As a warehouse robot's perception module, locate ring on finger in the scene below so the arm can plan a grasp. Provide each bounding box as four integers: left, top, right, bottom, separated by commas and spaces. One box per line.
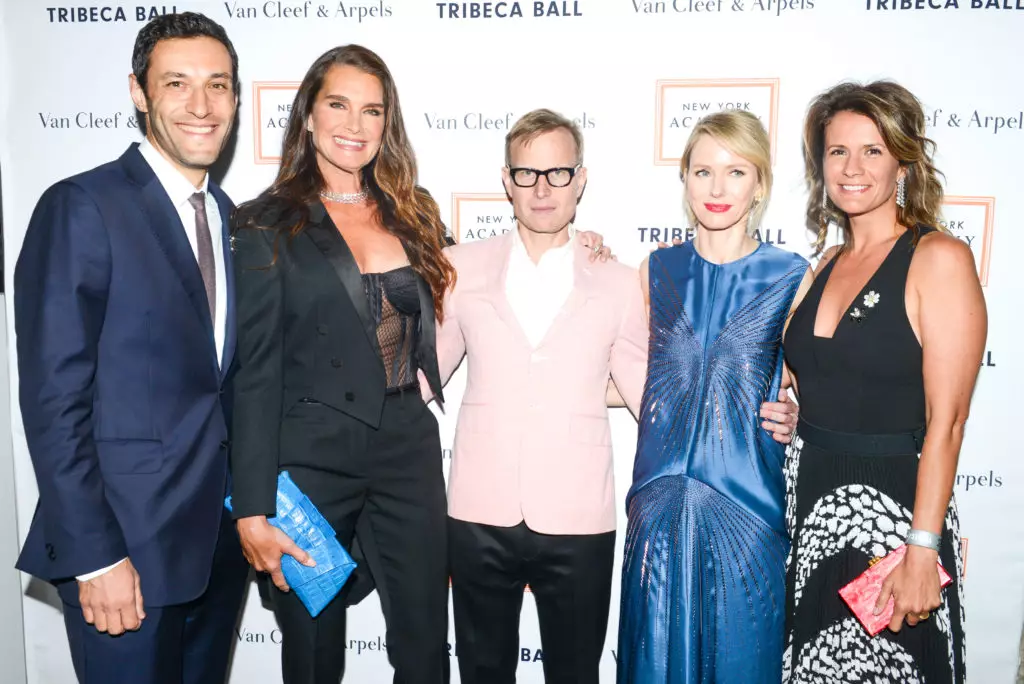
917, 612, 930, 620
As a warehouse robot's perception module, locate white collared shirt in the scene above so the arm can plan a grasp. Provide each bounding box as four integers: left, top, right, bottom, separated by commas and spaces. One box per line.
139, 138, 227, 367
76, 140, 228, 583
505, 225, 576, 348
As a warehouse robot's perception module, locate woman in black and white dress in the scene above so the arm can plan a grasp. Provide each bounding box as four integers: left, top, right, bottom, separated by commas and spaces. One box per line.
782, 80, 985, 683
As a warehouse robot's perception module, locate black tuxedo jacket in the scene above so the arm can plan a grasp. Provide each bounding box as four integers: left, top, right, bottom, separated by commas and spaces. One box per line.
228, 200, 444, 519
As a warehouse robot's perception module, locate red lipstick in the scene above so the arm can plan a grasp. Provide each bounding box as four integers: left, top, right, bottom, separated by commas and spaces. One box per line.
704, 203, 732, 213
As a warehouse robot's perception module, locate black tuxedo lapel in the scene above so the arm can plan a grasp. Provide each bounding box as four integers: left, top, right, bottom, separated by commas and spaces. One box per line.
120, 145, 218, 374
303, 203, 382, 360
414, 274, 444, 404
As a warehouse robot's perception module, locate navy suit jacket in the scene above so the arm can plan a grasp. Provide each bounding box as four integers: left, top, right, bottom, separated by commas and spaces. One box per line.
15, 143, 237, 608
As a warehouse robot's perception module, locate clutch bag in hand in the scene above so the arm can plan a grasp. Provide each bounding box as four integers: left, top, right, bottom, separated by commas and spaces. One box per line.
838, 543, 952, 636
225, 471, 357, 617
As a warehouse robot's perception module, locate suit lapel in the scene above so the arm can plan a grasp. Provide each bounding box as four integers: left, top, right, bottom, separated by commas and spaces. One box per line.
122, 146, 217, 370
485, 232, 533, 350
211, 183, 236, 380
414, 274, 444, 404
302, 203, 382, 359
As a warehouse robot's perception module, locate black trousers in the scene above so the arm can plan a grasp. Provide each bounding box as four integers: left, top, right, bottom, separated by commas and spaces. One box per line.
448, 518, 615, 684
270, 392, 449, 684
63, 508, 249, 684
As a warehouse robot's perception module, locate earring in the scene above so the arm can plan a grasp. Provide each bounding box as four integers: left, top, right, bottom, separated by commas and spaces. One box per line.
821, 185, 830, 211
896, 177, 906, 208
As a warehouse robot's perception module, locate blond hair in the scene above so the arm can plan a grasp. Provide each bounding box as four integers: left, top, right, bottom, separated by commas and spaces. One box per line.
679, 110, 772, 235
803, 80, 945, 255
504, 108, 584, 166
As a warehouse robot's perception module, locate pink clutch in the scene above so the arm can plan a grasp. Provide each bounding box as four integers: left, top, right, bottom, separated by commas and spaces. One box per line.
838, 544, 952, 636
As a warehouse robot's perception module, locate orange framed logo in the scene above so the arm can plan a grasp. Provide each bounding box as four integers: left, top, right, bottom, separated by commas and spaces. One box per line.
654, 78, 780, 166
941, 196, 995, 287
252, 81, 301, 165
450, 193, 513, 243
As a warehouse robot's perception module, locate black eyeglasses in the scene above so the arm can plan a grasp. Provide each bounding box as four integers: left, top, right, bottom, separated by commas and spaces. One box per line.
508, 165, 581, 188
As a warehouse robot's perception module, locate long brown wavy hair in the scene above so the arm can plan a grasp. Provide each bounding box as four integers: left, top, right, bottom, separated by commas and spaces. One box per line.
234, 45, 455, 320
802, 80, 945, 255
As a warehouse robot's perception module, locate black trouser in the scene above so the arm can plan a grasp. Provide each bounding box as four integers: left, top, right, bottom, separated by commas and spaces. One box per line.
271, 392, 449, 684
448, 518, 615, 684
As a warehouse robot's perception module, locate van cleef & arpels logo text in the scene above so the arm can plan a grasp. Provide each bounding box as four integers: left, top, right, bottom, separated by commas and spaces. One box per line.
222, 0, 392, 20
38, 111, 140, 130
630, 0, 814, 14
423, 111, 595, 132
924, 107, 1023, 135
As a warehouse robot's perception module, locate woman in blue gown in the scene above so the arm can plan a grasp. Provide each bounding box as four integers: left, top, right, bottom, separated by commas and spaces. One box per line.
617, 111, 812, 683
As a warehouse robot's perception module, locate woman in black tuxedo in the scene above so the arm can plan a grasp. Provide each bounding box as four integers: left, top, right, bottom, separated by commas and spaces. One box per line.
228, 45, 455, 684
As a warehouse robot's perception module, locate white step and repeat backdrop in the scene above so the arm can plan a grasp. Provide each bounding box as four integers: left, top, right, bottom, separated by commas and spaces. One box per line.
1, 1, 1022, 682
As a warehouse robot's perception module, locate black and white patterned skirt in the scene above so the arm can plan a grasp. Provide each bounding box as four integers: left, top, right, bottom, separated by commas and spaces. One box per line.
782, 435, 967, 683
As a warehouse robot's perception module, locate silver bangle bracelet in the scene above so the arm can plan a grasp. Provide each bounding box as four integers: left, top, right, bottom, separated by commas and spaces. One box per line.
906, 529, 941, 552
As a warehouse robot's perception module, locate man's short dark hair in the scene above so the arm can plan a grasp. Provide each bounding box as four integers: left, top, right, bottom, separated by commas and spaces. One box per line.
132, 12, 239, 94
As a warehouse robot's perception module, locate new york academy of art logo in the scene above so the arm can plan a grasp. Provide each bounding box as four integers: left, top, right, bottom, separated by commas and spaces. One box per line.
449, 194, 514, 243
654, 78, 780, 166
940, 195, 995, 287
253, 82, 301, 164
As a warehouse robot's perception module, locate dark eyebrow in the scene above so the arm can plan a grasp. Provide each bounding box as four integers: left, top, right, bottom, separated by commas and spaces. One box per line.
156, 71, 233, 81
323, 94, 385, 108
826, 143, 884, 149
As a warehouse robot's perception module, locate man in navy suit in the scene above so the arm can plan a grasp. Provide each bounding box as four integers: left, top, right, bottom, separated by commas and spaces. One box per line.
14, 13, 251, 683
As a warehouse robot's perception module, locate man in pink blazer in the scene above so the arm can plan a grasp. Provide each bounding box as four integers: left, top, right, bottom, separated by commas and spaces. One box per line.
433, 109, 797, 684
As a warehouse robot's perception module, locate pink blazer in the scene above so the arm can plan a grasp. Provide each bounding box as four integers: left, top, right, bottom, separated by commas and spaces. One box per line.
434, 232, 648, 535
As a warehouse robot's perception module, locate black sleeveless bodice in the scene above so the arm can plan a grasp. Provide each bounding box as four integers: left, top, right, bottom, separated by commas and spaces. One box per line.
784, 227, 935, 434
782, 225, 966, 681
361, 266, 421, 389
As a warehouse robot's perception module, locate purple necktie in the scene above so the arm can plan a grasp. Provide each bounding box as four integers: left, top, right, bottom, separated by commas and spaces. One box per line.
188, 192, 217, 324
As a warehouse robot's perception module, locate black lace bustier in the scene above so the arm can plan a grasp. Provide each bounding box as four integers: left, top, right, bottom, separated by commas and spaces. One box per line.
361, 266, 421, 390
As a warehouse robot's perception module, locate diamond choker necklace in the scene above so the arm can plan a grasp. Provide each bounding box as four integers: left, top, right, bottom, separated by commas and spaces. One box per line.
319, 188, 368, 204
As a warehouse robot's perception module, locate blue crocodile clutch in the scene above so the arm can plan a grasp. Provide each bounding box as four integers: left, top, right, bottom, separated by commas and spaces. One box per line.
225, 471, 356, 617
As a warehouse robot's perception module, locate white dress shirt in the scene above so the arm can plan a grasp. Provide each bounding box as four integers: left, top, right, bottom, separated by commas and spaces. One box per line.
505, 225, 577, 348
77, 140, 228, 582
138, 139, 227, 365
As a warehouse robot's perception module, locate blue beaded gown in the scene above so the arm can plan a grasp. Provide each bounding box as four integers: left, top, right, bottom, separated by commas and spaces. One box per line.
617, 241, 808, 684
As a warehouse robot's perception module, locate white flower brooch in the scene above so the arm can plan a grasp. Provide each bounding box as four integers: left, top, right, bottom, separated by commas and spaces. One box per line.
849, 291, 880, 324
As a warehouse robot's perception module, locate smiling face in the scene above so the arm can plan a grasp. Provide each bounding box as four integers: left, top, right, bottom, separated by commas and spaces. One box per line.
307, 64, 385, 187
823, 110, 905, 219
684, 134, 761, 233
129, 36, 237, 187
501, 127, 586, 236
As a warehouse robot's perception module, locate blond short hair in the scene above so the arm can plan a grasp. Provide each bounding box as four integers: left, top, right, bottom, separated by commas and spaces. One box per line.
505, 109, 584, 167
679, 110, 773, 235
